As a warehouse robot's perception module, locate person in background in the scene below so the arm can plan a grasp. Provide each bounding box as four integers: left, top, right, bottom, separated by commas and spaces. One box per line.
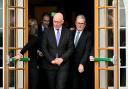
71, 14, 92, 89
37, 13, 51, 89
41, 12, 74, 89
14, 18, 39, 89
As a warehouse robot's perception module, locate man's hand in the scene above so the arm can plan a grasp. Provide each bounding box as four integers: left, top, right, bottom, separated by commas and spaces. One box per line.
78, 64, 84, 73
51, 58, 63, 65
56, 58, 63, 65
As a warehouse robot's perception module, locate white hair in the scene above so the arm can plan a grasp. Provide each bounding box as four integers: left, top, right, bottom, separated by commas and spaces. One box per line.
76, 14, 86, 22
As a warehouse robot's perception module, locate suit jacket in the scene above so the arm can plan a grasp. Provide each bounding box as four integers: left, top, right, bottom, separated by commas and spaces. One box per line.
41, 27, 74, 70
72, 29, 92, 67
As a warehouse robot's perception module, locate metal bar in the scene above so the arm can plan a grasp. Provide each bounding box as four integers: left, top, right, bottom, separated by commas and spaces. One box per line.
94, 57, 111, 62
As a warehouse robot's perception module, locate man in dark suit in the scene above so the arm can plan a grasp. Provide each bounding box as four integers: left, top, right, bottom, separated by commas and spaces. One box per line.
41, 12, 74, 89
71, 14, 92, 89
38, 13, 51, 39
37, 13, 51, 89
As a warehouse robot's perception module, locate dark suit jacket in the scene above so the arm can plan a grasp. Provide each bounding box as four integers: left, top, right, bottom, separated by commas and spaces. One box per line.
72, 29, 92, 67
41, 27, 74, 70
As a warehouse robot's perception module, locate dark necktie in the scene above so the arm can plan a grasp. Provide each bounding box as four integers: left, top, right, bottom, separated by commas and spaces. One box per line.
74, 31, 80, 47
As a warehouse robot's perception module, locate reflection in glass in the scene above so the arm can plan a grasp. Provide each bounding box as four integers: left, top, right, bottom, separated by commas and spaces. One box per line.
107, 0, 114, 6
0, 49, 2, 87
9, 70, 15, 87
120, 49, 126, 66
120, 68, 126, 86
9, 30, 16, 47
0, 49, 2, 67
107, 29, 113, 47
120, 30, 126, 46
107, 9, 113, 27
120, 9, 126, 27
0, 10, 3, 28
0, 0, 3, 8
10, 10, 15, 27
0, 69, 2, 87
108, 70, 114, 86
9, 0, 15, 6
0, 31, 2, 47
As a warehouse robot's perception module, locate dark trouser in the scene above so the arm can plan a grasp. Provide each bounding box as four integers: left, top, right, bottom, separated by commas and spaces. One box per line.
46, 66, 68, 89
29, 61, 39, 89
72, 69, 88, 89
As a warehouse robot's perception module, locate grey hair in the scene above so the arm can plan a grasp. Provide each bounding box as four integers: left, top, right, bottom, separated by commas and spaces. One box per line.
76, 14, 86, 22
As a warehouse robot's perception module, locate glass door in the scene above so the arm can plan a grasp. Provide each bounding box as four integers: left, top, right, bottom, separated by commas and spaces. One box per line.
94, 0, 119, 89
4, 0, 28, 89
119, 0, 128, 89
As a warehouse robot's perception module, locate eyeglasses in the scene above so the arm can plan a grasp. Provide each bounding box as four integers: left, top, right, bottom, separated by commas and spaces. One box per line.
76, 22, 85, 25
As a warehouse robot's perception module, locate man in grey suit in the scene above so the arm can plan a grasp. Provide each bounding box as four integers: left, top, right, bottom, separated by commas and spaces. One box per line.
41, 12, 74, 89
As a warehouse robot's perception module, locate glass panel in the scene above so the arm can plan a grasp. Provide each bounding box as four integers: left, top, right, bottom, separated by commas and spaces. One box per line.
18, 0, 24, 7
107, 0, 114, 6
10, 10, 16, 27
107, 9, 113, 27
99, 8, 106, 27
99, 0, 105, 6
99, 29, 114, 47
120, 30, 126, 46
0, 49, 2, 67
0, 0, 3, 8
9, 70, 15, 87
120, 68, 126, 86
0, 10, 3, 28
120, 9, 126, 27
18, 9, 24, 27
98, 0, 114, 6
0, 30, 3, 47
9, 0, 15, 6
120, 0, 125, 8
9, 29, 16, 47
0, 49, 3, 87
108, 50, 114, 66
0, 69, 2, 87
107, 29, 113, 47
108, 70, 114, 86
120, 49, 126, 66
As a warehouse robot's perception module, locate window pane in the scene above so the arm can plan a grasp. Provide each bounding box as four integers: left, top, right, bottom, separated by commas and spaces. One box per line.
0, 0, 3, 8
0, 69, 2, 87
0, 30, 2, 47
0, 10, 3, 28
120, 68, 126, 86
120, 30, 126, 46
120, 49, 126, 66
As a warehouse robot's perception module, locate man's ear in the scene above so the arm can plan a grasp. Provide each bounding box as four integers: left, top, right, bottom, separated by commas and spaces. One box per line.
62, 20, 64, 24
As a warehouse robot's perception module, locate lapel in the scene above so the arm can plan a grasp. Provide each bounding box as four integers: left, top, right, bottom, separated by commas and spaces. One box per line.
58, 28, 65, 47
50, 28, 57, 47
76, 29, 87, 47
